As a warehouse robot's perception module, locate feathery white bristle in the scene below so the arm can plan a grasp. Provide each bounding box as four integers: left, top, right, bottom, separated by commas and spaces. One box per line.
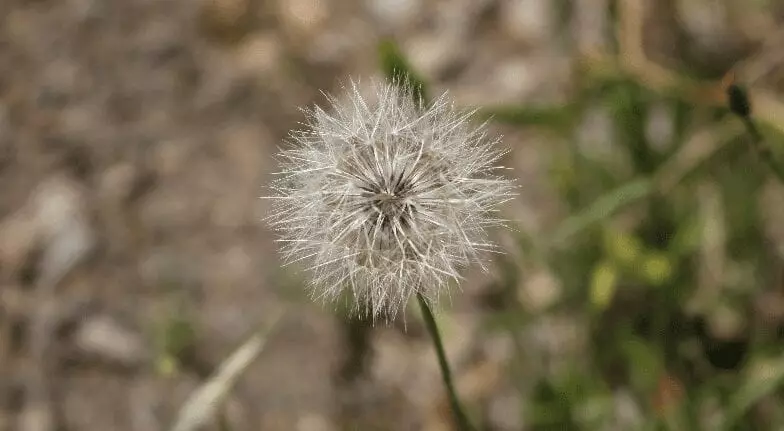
265, 78, 515, 320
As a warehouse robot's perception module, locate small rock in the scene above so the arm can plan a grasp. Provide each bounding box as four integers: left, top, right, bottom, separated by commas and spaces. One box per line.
572, 0, 611, 57
526, 314, 587, 376
613, 389, 643, 429
0, 206, 40, 276
487, 390, 522, 431
494, 57, 539, 101
152, 139, 190, 177
405, 34, 466, 81
707, 303, 745, 340
576, 105, 616, 161
68, 0, 102, 23
452, 53, 572, 107
129, 380, 163, 431
18, 404, 55, 431
199, 0, 254, 44
500, 0, 555, 45
33, 177, 95, 287
645, 102, 675, 153
0, 176, 95, 285
365, 0, 422, 29
297, 414, 335, 431
233, 33, 282, 77
518, 269, 561, 313
677, 0, 728, 47
279, 0, 329, 37
73, 315, 148, 367
372, 329, 415, 389
305, 21, 370, 64
99, 163, 137, 204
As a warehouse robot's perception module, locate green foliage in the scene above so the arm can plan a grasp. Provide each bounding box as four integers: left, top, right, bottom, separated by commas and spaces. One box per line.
378, 38, 428, 102
376, 21, 784, 428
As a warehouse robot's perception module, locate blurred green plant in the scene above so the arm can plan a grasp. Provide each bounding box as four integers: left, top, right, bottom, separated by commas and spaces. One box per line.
374, 20, 784, 428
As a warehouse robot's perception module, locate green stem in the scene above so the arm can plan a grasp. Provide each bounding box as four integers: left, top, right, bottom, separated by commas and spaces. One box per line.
727, 83, 784, 184
416, 293, 476, 431
743, 117, 784, 183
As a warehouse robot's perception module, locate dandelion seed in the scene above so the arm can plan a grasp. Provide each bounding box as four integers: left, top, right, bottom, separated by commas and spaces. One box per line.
264, 78, 515, 320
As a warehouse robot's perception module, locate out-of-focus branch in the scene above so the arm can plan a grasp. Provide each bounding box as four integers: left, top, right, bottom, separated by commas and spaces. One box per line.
584, 0, 784, 136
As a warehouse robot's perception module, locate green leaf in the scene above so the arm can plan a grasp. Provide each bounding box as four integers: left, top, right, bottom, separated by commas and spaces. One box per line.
551, 178, 654, 247
639, 251, 674, 286
622, 335, 662, 393
603, 229, 643, 268
590, 260, 618, 311
378, 38, 428, 102
667, 213, 704, 258
723, 356, 784, 429
478, 104, 580, 131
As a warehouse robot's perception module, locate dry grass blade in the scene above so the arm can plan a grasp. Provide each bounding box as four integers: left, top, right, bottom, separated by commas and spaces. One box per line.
168, 309, 285, 431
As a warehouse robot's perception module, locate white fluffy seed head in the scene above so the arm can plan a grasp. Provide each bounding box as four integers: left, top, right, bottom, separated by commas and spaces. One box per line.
264, 78, 515, 320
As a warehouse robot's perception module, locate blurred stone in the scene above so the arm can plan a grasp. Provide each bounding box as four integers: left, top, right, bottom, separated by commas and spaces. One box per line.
755, 290, 784, 326
572, 0, 610, 57
612, 389, 643, 429
234, 33, 282, 77
59, 104, 106, 141
73, 315, 148, 367
39, 57, 79, 101
305, 21, 371, 65
209, 125, 266, 228
99, 163, 137, 204
61, 371, 148, 431
279, 0, 329, 37
0, 176, 94, 285
452, 53, 572, 106
527, 314, 587, 376
645, 102, 675, 153
495, 57, 539, 99
482, 333, 513, 364
152, 139, 191, 177
486, 390, 522, 431
707, 303, 745, 340
199, 0, 254, 44
68, 0, 102, 23
518, 268, 561, 313
129, 380, 162, 431
676, 0, 729, 48
18, 405, 54, 431
675, 0, 751, 69
0, 205, 40, 276
222, 123, 265, 186
33, 177, 95, 287
366, 0, 422, 29
576, 105, 616, 162
297, 413, 335, 431
405, 34, 467, 81
372, 328, 414, 389
403, 0, 498, 80
500, 0, 555, 45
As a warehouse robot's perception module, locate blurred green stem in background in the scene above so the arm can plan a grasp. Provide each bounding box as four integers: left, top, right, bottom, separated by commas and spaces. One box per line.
726, 83, 784, 184
416, 293, 475, 431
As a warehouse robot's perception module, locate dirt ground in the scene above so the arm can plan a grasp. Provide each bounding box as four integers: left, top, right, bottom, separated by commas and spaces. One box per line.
0, 0, 526, 429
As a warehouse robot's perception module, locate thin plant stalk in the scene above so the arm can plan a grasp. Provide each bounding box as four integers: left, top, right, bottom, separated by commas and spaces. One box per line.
416, 293, 475, 431
727, 82, 784, 183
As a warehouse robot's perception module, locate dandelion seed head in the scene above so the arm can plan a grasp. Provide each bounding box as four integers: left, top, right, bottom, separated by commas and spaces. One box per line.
265, 78, 515, 320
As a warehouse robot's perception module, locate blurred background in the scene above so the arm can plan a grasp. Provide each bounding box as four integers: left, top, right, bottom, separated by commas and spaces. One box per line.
4, 0, 784, 430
